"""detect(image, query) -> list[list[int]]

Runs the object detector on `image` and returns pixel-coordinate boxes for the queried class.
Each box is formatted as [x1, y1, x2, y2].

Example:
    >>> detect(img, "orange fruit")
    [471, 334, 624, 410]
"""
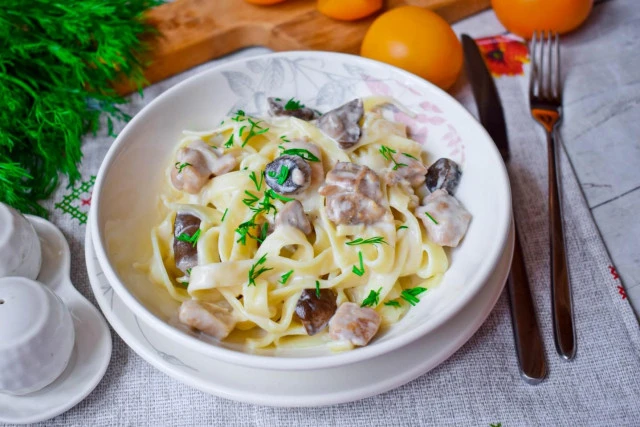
[244, 0, 286, 5]
[360, 6, 463, 91]
[492, 0, 593, 39]
[318, 0, 383, 21]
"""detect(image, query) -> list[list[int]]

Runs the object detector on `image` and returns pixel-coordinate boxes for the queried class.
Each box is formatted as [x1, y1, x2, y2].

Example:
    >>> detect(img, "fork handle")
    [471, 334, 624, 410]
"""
[547, 128, 576, 360]
[507, 223, 547, 384]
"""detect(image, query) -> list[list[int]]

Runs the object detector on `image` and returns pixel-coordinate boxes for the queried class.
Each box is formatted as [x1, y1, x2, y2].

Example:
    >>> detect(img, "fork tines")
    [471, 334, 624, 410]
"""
[529, 31, 562, 105]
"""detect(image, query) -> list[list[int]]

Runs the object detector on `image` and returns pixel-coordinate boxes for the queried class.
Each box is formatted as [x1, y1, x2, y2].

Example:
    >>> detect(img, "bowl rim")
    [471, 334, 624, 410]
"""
[90, 50, 512, 371]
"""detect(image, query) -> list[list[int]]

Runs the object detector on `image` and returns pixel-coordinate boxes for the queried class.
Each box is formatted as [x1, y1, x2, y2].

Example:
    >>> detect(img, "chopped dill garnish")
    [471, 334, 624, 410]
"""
[352, 251, 365, 277]
[231, 110, 246, 122]
[224, 134, 234, 148]
[186, 268, 192, 275]
[379, 145, 407, 170]
[176, 229, 201, 247]
[397, 225, 409, 230]
[242, 118, 269, 147]
[249, 170, 264, 191]
[400, 287, 427, 306]
[242, 190, 260, 207]
[361, 287, 382, 308]
[384, 300, 401, 308]
[346, 236, 387, 246]
[425, 212, 439, 225]
[268, 164, 290, 185]
[280, 135, 291, 143]
[174, 162, 191, 173]
[402, 152, 418, 160]
[280, 270, 294, 285]
[176, 281, 189, 289]
[248, 253, 272, 286]
[279, 147, 320, 162]
[221, 208, 229, 222]
[266, 189, 294, 202]
[315, 280, 321, 298]
[284, 98, 304, 111]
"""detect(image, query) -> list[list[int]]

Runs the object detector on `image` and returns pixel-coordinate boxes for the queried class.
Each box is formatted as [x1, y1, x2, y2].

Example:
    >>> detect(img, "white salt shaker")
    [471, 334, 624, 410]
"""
[0, 204, 42, 279]
[0, 276, 75, 395]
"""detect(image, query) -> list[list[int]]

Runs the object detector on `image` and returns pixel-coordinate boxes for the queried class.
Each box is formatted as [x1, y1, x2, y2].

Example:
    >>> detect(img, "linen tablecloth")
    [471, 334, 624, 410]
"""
[11, 2, 640, 425]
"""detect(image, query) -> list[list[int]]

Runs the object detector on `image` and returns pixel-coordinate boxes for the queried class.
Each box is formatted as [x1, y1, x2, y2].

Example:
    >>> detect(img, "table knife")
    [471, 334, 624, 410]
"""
[462, 34, 547, 384]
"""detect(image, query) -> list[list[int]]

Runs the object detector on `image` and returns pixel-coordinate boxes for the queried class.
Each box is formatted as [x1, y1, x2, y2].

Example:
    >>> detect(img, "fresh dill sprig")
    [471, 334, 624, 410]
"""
[248, 253, 272, 286]
[424, 212, 439, 225]
[0, 0, 162, 216]
[174, 162, 191, 173]
[361, 287, 382, 308]
[400, 287, 427, 306]
[315, 280, 321, 298]
[280, 270, 294, 285]
[248, 170, 264, 191]
[221, 208, 229, 222]
[352, 251, 365, 277]
[284, 98, 304, 111]
[279, 147, 320, 162]
[384, 300, 401, 308]
[176, 229, 201, 247]
[346, 236, 387, 246]
[379, 145, 408, 171]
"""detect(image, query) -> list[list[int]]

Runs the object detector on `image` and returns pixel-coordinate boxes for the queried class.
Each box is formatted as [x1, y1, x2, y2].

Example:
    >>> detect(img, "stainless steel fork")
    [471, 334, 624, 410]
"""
[529, 31, 575, 360]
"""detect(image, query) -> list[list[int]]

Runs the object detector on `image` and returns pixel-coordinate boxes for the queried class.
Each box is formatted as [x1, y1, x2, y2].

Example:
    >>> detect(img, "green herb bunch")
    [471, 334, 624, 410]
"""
[0, 0, 162, 216]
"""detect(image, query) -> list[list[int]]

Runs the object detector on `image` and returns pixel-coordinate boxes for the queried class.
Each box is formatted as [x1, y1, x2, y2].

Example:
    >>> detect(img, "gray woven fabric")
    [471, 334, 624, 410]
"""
[8, 10, 640, 427]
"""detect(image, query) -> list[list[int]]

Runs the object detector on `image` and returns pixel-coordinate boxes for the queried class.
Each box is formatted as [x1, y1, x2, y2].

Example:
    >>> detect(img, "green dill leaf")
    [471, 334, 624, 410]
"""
[266, 189, 294, 202]
[224, 133, 234, 148]
[242, 190, 260, 207]
[346, 236, 387, 246]
[175, 161, 192, 173]
[402, 152, 418, 160]
[248, 253, 273, 286]
[221, 208, 229, 222]
[276, 165, 290, 185]
[284, 98, 304, 111]
[279, 270, 293, 285]
[400, 287, 427, 306]
[384, 300, 401, 308]
[176, 281, 189, 289]
[378, 145, 397, 160]
[315, 280, 321, 298]
[425, 212, 439, 225]
[397, 225, 408, 230]
[248, 170, 263, 191]
[279, 135, 291, 143]
[176, 229, 201, 247]
[352, 251, 365, 277]
[361, 287, 382, 308]
[186, 268, 192, 275]
[280, 148, 320, 162]
[392, 162, 408, 170]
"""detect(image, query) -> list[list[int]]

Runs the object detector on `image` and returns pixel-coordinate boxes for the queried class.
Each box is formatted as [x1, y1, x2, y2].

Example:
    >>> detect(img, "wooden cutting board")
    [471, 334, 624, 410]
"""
[115, 0, 490, 94]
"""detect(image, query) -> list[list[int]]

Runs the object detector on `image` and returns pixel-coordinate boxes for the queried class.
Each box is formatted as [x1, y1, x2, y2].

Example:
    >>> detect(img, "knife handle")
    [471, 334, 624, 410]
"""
[507, 223, 547, 384]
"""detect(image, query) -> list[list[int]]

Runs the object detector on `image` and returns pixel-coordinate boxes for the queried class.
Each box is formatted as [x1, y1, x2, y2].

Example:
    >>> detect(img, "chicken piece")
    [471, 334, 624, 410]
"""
[416, 189, 471, 247]
[268, 97, 318, 121]
[295, 289, 337, 335]
[173, 212, 201, 274]
[178, 300, 237, 340]
[276, 200, 312, 235]
[319, 162, 387, 225]
[385, 153, 428, 187]
[329, 302, 381, 346]
[265, 155, 312, 195]
[171, 140, 238, 194]
[425, 158, 462, 195]
[317, 99, 364, 149]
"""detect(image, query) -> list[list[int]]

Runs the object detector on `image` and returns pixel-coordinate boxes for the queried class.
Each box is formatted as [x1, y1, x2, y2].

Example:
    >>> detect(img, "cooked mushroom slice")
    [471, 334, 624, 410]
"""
[171, 140, 238, 194]
[267, 97, 317, 121]
[179, 300, 236, 340]
[416, 189, 471, 247]
[265, 155, 312, 195]
[295, 289, 337, 336]
[174, 213, 201, 274]
[319, 162, 387, 225]
[386, 153, 428, 187]
[276, 200, 312, 235]
[425, 158, 462, 195]
[317, 99, 364, 149]
[329, 302, 381, 346]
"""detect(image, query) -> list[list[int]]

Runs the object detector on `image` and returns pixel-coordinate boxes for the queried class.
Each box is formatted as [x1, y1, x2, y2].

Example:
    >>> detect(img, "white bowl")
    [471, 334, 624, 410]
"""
[0, 203, 41, 280]
[0, 277, 75, 395]
[90, 51, 511, 371]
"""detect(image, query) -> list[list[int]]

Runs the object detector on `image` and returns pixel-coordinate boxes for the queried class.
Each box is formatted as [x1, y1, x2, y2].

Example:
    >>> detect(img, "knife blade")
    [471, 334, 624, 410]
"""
[462, 34, 547, 385]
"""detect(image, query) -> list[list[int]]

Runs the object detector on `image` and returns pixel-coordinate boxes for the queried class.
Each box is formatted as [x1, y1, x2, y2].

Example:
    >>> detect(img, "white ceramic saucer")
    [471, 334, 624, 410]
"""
[85, 222, 514, 407]
[0, 217, 112, 425]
